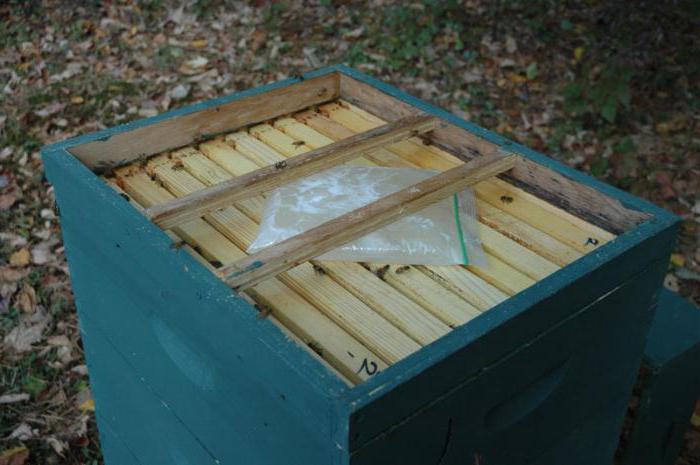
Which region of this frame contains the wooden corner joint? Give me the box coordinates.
[144,114,439,230]
[222,151,517,291]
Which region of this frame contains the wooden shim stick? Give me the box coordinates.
[70,73,339,170]
[222,152,517,290]
[145,114,438,229]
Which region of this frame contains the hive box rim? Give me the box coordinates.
[41,65,680,409]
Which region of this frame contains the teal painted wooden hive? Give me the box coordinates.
[41,66,681,465]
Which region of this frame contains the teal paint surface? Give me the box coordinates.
[41,66,683,465]
[99,422,142,465]
[349,261,669,464]
[621,290,700,465]
[80,312,219,465]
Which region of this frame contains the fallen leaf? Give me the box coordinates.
[676,268,700,282]
[4,307,50,352]
[663,273,680,292]
[31,241,55,265]
[46,438,67,457]
[9,249,30,267]
[526,62,538,80]
[499,58,517,68]
[47,335,71,347]
[34,102,66,118]
[79,398,95,412]
[190,38,208,48]
[251,28,268,52]
[71,364,89,376]
[573,46,585,63]
[670,254,685,267]
[0,194,17,210]
[0,446,29,465]
[15,284,37,314]
[185,56,208,69]
[169,84,189,100]
[76,388,94,412]
[0,266,27,283]
[9,423,35,441]
[0,393,30,404]
[70,95,84,104]
[507,73,527,84]
[505,36,517,53]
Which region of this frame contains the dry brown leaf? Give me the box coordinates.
[47,335,71,347]
[4,307,51,352]
[0,447,29,465]
[9,248,30,267]
[251,28,268,52]
[46,437,67,457]
[16,284,37,314]
[0,393,30,404]
[0,194,17,210]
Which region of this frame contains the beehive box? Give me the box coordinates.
[41,66,680,465]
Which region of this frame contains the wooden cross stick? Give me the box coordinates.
[146,114,438,229]
[221,151,517,291]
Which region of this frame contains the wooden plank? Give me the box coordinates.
[294,110,558,287]
[222,153,516,291]
[363,263,482,327]
[470,253,536,295]
[146,115,437,229]
[68,73,339,170]
[226,132,292,166]
[477,201,580,267]
[147,156,421,365]
[473,178,616,253]
[338,72,648,233]
[199,140,260,175]
[416,265,509,311]
[477,223,559,281]
[113,169,387,384]
[186,143,452,345]
[294,111,415,168]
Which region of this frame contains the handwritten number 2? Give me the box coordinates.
[358,358,379,376]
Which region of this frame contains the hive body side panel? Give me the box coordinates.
[44,148,348,465]
[621,290,700,465]
[349,258,670,465]
[99,422,143,465]
[78,306,219,465]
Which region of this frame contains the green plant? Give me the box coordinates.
[374,0,467,70]
[563,65,634,123]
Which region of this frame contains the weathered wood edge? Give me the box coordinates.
[147,114,438,229]
[40,144,351,401]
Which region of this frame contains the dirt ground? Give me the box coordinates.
[0,1,698,464]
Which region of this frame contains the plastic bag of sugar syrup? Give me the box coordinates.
[248,165,486,266]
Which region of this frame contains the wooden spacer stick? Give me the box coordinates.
[146,114,438,229]
[222,151,517,291]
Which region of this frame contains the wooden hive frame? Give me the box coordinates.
[41,66,680,464]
